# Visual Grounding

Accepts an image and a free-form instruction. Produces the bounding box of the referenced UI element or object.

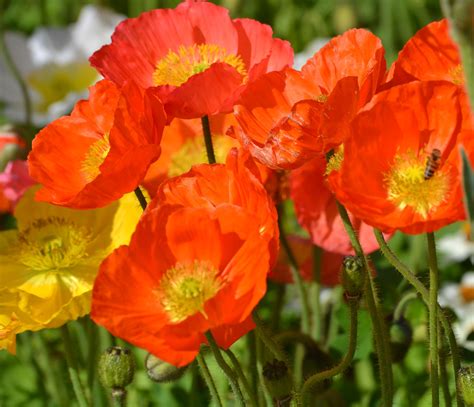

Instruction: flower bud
[98,346,135,391]
[145,353,188,382]
[389,318,413,363]
[341,256,365,299]
[262,358,293,403]
[459,365,474,405]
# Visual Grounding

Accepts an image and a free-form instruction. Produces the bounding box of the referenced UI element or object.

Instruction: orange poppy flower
[230,29,385,170]
[142,113,239,196]
[269,235,343,286]
[332,80,465,234]
[28,80,166,209]
[384,18,473,163]
[90,1,293,119]
[91,149,279,366]
[291,155,392,254]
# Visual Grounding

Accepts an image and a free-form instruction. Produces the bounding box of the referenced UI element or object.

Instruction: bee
[424,148,442,180]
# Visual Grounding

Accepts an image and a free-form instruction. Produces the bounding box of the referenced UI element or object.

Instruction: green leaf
[461,146,474,240]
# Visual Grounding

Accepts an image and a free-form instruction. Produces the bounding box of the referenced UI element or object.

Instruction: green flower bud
[262,358,293,403]
[145,353,188,383]
[341,256,365,299]
[389,318,413,363]
[98,346,135,391]
[459,365,474,406]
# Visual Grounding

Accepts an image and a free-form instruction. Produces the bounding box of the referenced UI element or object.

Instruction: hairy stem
[197,353,224,407]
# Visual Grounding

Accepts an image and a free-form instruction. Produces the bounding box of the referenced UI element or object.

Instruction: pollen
[449,64,464,86]
[81,134,110,183]
[384,150,450,218]
[157,260,222,323]
[325,145,344,175]
[153,44,248,87]
[168,134,235,177]
[11,217,92,271]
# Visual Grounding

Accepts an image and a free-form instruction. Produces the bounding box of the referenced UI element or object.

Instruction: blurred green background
[2,0,443,63]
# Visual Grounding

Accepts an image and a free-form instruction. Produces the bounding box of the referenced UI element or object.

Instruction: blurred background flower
[0,5,123,125]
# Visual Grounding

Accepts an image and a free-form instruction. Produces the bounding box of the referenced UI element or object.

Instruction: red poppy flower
[291,155,392,254]
[142,113,239,196]
[384,18,473,163]
[28,80,166,209]
[91,150,279,366]
[269,235,343,286]
[332,80,465,234]
[385,19,463,87]
[90,1,293,119]
[230,29,385,170]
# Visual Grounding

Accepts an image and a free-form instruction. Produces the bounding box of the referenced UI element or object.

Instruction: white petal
[71,5,125,57]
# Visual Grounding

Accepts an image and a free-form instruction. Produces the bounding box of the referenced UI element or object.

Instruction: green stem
[225,349,258,407]
[196,353,224,407]
[0,0,32,127]
[111,390,126,407]
[205,332,245,407]
[393,291,418,321]
[247,332,260,406]
[86,318,99,394]
[271,284,286,332]
[439,329,452,407]
[134,187,147,211]
[301,298,358,397]
[427,232,440,407]
[61,325,89,407]
[277,203,311,333]
[253,311,288,363]
[374,228,463,407]
[335,201,393,406]
[311,246,323,341]
[201,115,216,164]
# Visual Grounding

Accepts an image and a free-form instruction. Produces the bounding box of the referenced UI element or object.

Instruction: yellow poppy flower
[0,186,142,333]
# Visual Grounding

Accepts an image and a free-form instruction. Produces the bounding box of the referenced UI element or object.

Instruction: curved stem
[374,228,463,407]
[336,202,393,406]
[201,116,216,164]
[134,187,147,211]
[427,232,440,407]
[197,353,223,407]
[393,291,418,321]
[0,1,32,127]
[225,349,258,407]
[271,284,286,332]
[301,298,358,396]
[277,203,311,333]
[205,332,245,407]
[253,311,288,363]
[60,325,89,407]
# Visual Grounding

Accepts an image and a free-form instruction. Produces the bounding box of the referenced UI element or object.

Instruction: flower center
[461,286,474,302]
[81,134,110,183]
[168,134,235,177]
[27,62,98,113]
[449,64,464,86]
[157,260,221,323]
[325,145,344,175]
[384,150,450,218]
[11,217,92,271]
[153,44,248,87]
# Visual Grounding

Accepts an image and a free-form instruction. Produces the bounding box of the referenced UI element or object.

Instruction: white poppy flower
[0,5,123,126]
[439,272,474,351]
[437,226,474,265]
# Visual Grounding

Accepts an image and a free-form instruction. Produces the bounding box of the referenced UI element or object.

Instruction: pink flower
[0,160,36,209]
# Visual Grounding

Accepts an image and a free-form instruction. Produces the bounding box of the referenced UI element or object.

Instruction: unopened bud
[389,318,413,363]
[459,365,474,405]
[145,353,188,382]
[98,346,135,391]
[262,358,293,403]
[341,256,365,299]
